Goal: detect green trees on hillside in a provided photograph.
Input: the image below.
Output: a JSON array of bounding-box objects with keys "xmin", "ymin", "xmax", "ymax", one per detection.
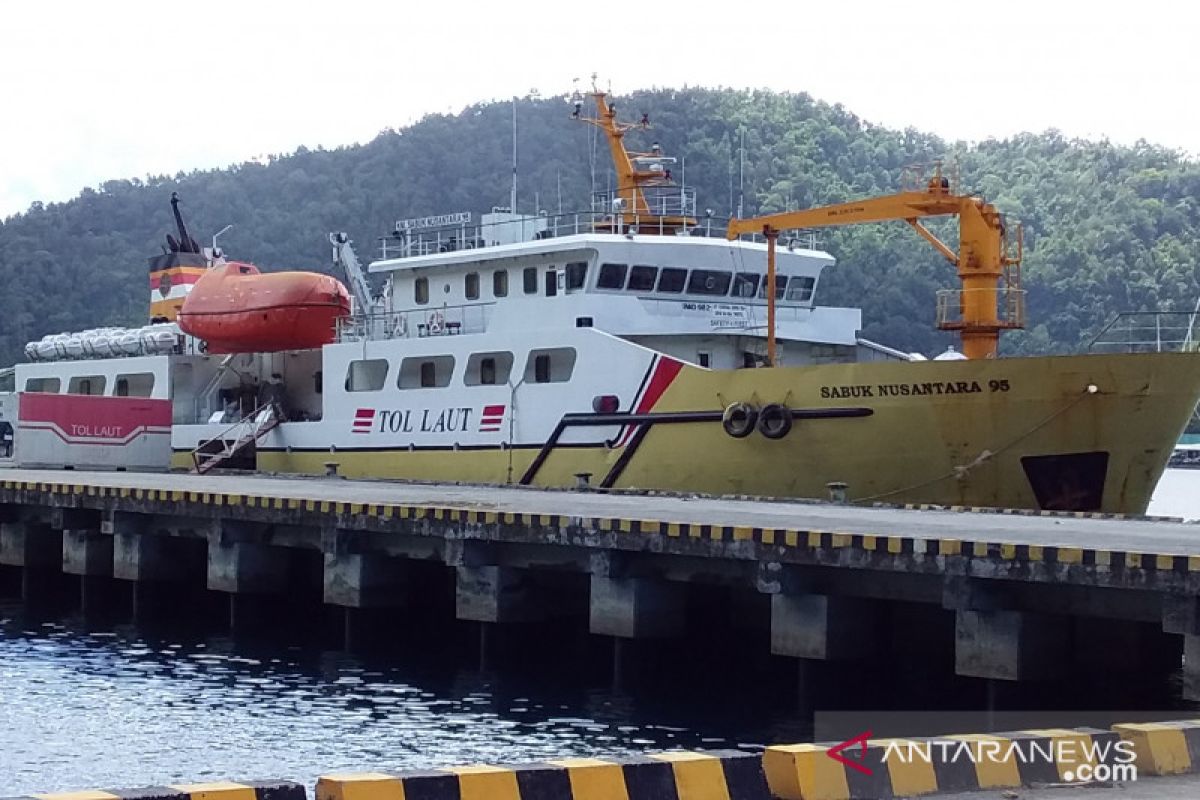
[{"xmin": 0, "ymin": 88, "xmax": 1196, "ymax": 364}]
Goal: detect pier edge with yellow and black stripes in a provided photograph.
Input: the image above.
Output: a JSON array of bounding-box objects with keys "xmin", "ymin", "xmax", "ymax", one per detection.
[{"xmin": 9, "ymin": 719, "xmax": 1200, "ymax": 800}]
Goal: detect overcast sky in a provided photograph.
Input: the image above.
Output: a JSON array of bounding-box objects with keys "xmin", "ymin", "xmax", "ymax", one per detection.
[{"xmin": 2, "ymin": 0, "xmax": 1196, "ymax": 219}]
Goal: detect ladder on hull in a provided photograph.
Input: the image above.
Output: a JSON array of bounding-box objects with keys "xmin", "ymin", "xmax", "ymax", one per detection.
[{"xmin": 191, "ymin": 404, "xmax": 280, "ymax": 474}]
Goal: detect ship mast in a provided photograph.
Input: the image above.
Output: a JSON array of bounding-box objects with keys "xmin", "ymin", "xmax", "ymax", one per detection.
[{"xmin": 571, "ymin": 82, "xmax": 695, "ymax": 233}]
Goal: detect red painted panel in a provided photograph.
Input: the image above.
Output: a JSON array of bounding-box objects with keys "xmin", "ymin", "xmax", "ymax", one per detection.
[{"xmin": 18, "ymin": 392, "xmax": 171, "ymax": 445}]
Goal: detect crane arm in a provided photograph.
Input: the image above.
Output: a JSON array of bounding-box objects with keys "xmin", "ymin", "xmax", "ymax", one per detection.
[
  {"xmin": 727, "ymin": 190, "xmax": 963, "ymax": 241},
  {"xmin": 724, "ymin": 169, "xmax": 1022, "ymax": 360}
]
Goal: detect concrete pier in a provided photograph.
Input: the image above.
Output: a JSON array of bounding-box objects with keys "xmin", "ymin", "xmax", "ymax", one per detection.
[
  {"xmin": 954, "ymin": 609, "xmax": 1069, "ymax": 680},
  {"xmin": 457, "ymin": 566, "xmax": 535, "ymax": 623},
  {"xmin": 589, "ymin": 575, "xmax": 684, "ymax": 638},
  {"xmin": 323, "ymin": 552, "xmax": 406, "ymax": 608},
  {"xmin": 208, "ymin": 540, "xmax": 288, "ymax": 594},
  {"xmin": 0, "ymin": 520, "xmax": 59, "ymax": 569},
  {"xmin": 2, "ymin": 468, "xmax": 1200, "ymax": 696},
  {"xmin": 62, "ymin": 528, "xmax": 113, "ymax": 576},
  {"xmin": 769, "ymin": 593, "xmax": 877, "ymax": 660}
]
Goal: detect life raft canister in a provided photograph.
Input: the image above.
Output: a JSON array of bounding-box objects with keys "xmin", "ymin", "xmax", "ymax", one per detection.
[
  {"xmin": 757, "ymin": 403, "xmax": 793, "ymax": 440},
  {"xmin": 721, "ymin": 402, "xmax": 759, "ymax": 438}
]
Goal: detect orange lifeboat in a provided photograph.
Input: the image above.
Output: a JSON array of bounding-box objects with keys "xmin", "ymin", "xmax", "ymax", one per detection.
[{"xmin": 177, "ymin": 261, "xmax": 351, "ymax": 353}]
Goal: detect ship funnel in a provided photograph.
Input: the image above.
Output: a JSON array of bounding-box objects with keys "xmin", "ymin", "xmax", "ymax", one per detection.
[{"xmin": 147, "ymin": 193, "xmax": 209, "ymax": 322}]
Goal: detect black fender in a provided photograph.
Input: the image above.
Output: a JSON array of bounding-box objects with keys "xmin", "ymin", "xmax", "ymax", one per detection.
[
  {"xmin": 721, "ymin": 402, "xmax": 759, "ymax": 438},
  {"xmin": 757, "ymin": 403, "xmax": 793, "ymax": 440}
]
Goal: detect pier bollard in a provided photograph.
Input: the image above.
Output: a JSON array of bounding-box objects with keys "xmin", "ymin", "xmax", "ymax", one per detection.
[
  {"xmin": 574, "ymin": 472, "xmax": 592, "ymax": 490},
  {"xmin": 324, "ymin": 461, "xmax": 340, "ymax": 477},
  {"xmin": 825, "ymin": 481, "xmax": 848, "ymax": 504}
]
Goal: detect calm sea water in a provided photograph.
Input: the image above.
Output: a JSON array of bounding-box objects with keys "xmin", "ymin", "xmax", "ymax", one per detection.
[
  {"xmin": 2, "ymin": 470, "xmax": 1198, "ymax": 795},
  {"xmin": 0, "ymin": 593, "xmax": 810, "ymax": 795},
  {"xmin": 1147, "ymin": 467, "xmax": 1200, "ymax": 520}
]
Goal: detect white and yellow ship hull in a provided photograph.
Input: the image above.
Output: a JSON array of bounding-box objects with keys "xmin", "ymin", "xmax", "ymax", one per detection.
[{"xmin": 160, "ymin": 329, "xmax": 1200, "ymax": 515}]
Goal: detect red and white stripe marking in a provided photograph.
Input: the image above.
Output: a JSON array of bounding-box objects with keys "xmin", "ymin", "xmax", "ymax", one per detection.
[
  {"xmin": 352, "ymin": 408, "xmax": 376, "ymax": 434},
  {"xmin": 615, "ymin": 356, "xmax": 684, "ymax": 446},
  {"xmin": 479, "ymin": 404, "xmax": 505, "ymax": 433}
]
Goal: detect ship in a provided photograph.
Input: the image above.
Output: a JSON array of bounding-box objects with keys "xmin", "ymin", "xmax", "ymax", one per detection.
[{"xmin": 2, "ymin": 86, "xmax": 1198, "ymax": 514}]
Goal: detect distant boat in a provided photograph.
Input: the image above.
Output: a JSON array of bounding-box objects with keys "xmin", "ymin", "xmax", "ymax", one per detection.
[
  {"xmin": 1170, "ymin": 442, "xmax": 1200, "ymax": 469},
  {"xmin": 177, "ymin": 261, "xmax": 351, "ymax": 353}
]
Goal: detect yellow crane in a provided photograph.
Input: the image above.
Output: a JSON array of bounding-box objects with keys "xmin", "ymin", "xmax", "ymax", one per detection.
[{"xmin": 726, "ymin": 164, "xmax": 1023, "ymax": 362}]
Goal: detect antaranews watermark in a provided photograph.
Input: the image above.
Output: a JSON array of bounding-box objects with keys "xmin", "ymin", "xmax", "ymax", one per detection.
[{"xmin": 828, "ymin": 730, "xmax": 1139, "ymax": 783}]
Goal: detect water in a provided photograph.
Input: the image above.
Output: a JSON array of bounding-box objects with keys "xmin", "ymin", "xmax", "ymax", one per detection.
[
  {"xmin": 0, "ymin": 591, "xmax": 813, "ymax": 795},
  {"xmin": 3, "ymin": 471, "xmax": 1199, "ymax": 794},
  {"xmin": 1148, "ymin": 467, "xmax": 1200, "ymax": 520},
  {"xmin": 1, "ymin": 624, "xmax": 699, "ymax": 790}
]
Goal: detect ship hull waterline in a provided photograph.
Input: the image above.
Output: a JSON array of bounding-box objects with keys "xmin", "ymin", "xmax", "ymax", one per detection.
[{"xmin": 169, "ymin": 351, "xmax": 1200, "ymax": 515}]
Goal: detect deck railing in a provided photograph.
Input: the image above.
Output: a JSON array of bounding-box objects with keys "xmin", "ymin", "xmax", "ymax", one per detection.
[
  {"xmin": 337, "ymin": 302, "xmax": 495, "ymax": 343},
  {"xmin": 1087, "ymin": 311, "xmax": 1200, "ymax": 353},
  {"xmin": 376, "ymin": 209, "xmax": 823, "ymax": 260}
]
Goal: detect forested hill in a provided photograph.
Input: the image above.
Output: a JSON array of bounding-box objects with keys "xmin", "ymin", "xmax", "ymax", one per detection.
[{"xmin": 1, "ymin": 87, "xmax": 1198, "ymax": 364}]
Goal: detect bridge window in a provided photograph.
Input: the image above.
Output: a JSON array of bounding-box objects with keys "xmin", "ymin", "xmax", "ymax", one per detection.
[
  {"xmin": 115, "ymin": 373, "xmax": 155, "ymax": 397},
  {"xmin": 566, "ymin": 261, "xmax": 588, "ymax": 290},
  {"xmin": 523, "ymin": 267, "xmax": 538, "ymax": 294},
  {"xmin": 465, "ymin": 351, "xmax": 514, "ymax": 386},
  {"xmin": 732, "ymin": 273, "xmax": 760, "ymax": 298},
  {"xmin": 787, "ymin": 276, "xmax": 816, "ymax": 303},
  {"xmin": 597, "ymin": 262, "xmax": 627, "ymax": 289},
  {"xmin": 493, "ymin": 270, "xmax": 508, "ymax": 297},
  {"xmin": 687, "ymin": 270, "xmax": 732, "ymax": 296},
  {"xmin": 24, "ymin": 376, "xmax": 60, "ymax": 393},
  {"xmin": 345, "ymin": 359, "xmax": 389, "ymax": 392},
  {"xmin": 657, "ymin": 267, "xmax": 687, "ymax": 293},
  {"xmin": 627, "ymin": 265, "xmax": 658, "ymax": 291},
  {"xmin": 399, "ymin": 355, "xmax": 455, "ymax": 389},
  {"xmin": 758, "ymin": 274, "xmax": 786, "ymax": 300},
  {"xmin": 465, "ymin": 272, "xmax": 480, "ymax": 300},
  {"xmin": 415, "ymin": 277, "xmax": 429, "ymax": 305},
  {"xmin": 68, "ymin": 375, "xmax": 107, "ymax": 395},
  {"xmin": 525, "ymin": 347, "xmax": 576, "ymax": 384}
]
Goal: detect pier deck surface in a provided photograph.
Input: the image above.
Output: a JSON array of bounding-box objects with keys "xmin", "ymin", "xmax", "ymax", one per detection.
[{"xmin": 7, "ymin": 468, "xmax": 1198, "ymax": 555}]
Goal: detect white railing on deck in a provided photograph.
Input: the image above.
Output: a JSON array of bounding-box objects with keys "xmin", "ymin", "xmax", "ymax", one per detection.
[
  {"xmin": 376, "ymin": 209, "xmax": 823, "ymax": 259},
  {"xmin": 337, "ymin": 302, "xmax": 494, "ymax": 343}
]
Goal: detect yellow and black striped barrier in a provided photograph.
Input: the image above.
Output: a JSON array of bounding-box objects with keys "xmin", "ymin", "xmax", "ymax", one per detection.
[
  {"xmin": 1113, "ymin": 720, "xmax": 1200, "ymax": 776},
  {"xmin": 9, "ymin": 721, "xmax": 1200, "ymax": 800},
  {"xmin": 316, "ymin": 751, "xmax": 769, "ymax": 800}
]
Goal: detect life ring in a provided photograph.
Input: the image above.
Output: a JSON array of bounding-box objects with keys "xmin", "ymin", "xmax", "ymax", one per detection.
[
  {"xmin": 721, "ymin": 402, "xmax": 758, "ymax": 438},
  {"xmin": 427, "ymin": 311, "xmax": 444, "ymax": 334},
  {"xmin": 757, "ymin": 403, "xmax": 793, "ymax": 440}
]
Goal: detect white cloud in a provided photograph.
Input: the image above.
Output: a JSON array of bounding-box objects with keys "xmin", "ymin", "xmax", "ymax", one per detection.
[{"xmin": 2, "ymin": 0, "xmax": 1196, "ymax": 218}]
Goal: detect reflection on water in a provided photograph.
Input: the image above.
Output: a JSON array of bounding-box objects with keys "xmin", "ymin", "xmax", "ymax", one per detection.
[
  {"xmin": 1, "ymin": 468, "xmax": 1198, "ymax": 794},
  {"xmin": 0, "ymin": 591, "xmax": 811, "ymax": 795}
]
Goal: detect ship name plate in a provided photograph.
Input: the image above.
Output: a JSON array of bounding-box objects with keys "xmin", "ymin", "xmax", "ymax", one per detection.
[{"xmin": 820, "ymin": 379, "xmax": 1010, "ymax": 399}]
